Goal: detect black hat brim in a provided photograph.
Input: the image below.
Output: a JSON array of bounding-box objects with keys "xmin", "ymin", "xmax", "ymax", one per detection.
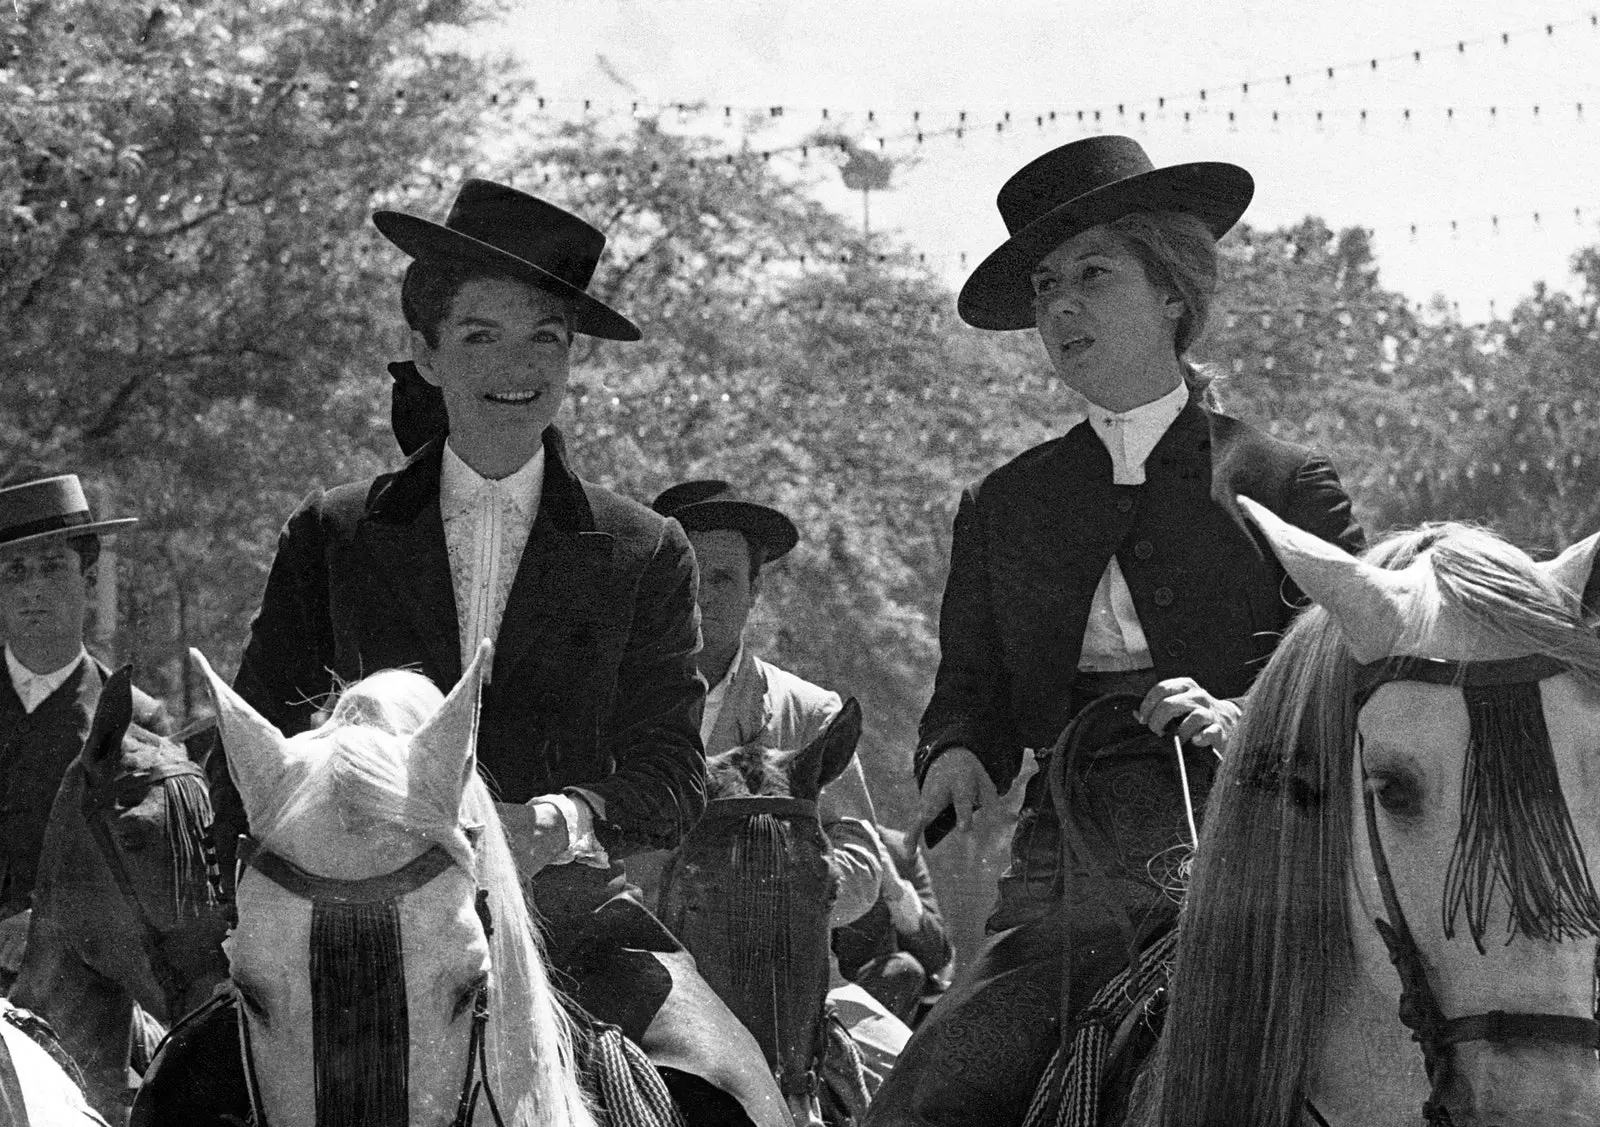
[
  {"xmin": 957, "ymin": 162, "xmax": 1253, "ymax": 331},
  {"xmin": 0, "ymin": 517, "xmax": 138, "ymax": 554},
  {"xmin": 672, "ymin": 501, "xmax": 799, "ymax": 563},
  {"xmin": 372, "ymin": 212, "xmax": 643, "ymax": 342}
]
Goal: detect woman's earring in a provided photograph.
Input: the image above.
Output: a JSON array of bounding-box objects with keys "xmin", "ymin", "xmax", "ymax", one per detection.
[{"xmin": 1164, "ymin": 302, "xmax": 1183, "ymax": 320}]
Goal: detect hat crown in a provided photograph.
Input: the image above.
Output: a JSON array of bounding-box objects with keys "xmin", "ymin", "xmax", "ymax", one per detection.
[
  {"xmin": 996, "ymin": 135, "xmax": 1158, "ymax": 235},
  {"xmin": 0, "ymin": 475, "xmax": 94, "ymax": 548},
  {"xmin": 442, "ymin": 179, "xmax": 605, "ymax": 292},
  {"xmin": 651, "ymin": 479, "xmax": 734, "ymax": 518}
]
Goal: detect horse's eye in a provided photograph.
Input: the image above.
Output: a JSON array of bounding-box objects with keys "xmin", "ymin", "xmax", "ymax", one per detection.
[{"xmin": 1371, "ymin": 770, "xmax": 1423, "ymax": 819}]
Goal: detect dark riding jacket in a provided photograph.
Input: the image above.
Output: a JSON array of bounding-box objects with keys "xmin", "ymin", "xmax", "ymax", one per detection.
[
  {"xmin": 915, "ymin": 399, "xmax": 1365, "ymax": 799},
  {"xmin": 220, "ymin": 427, "xmax": 707, "ymax": 869}
]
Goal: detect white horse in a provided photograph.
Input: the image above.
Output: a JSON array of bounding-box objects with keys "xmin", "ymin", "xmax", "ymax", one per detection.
[
  {"xmin": 194, "ymin": 640, "xmax": 598, "ymax": 1127},
  {"xmin": 1124, "ymin": 505, "xmax": 1600, "ymax": 1127},
  {"xmin": 0, "ymin": 997, "xmax": 109, "ymax": 1125}
]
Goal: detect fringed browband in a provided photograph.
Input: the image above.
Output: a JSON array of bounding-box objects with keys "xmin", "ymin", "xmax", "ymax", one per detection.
[
  {"xmin": 1354, "ymin": 653, "xmax": 1571, "ymax": 705},
  {"xmin": 1353, "ymin": 651, "xmax": 1600, "ymax": 950}
]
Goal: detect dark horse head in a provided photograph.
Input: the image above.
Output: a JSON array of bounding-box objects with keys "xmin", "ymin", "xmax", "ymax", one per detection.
[
  {"xmin": 11, "ymin": 666, "xmax": 227, "ymax": 1113},
  {"xmin": 660, "ymin": 699, "xmax": 863, "ymax": 1113}
]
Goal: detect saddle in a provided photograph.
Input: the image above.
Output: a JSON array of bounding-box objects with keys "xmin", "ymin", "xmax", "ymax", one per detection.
[{"xmin": 1032, "ymin": 693, "xmax": 1216, "ymax": 1127}]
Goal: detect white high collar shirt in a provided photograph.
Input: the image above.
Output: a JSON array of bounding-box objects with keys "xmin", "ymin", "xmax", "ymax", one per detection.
[
  {"xmin": 437, "ymin": 441, "xmax": 606, "ymax": 867},
  {"xmin": 698, "ymin": 638, "xmax": 745, "ymax": 748},
  {"xmin": 439, "ymin": 441, "xmax": 545, "ymax": 674},
  {"xmin": 6, "ymin": 645, "xmax": 87, "ymax": 714},
  {"xmin": 1078, "ymin": 382, "xmax": 1189, "ymax": 673}
]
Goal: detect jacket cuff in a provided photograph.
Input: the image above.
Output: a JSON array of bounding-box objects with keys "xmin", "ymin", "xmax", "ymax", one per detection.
[{"xmin": 914, "ymin": 722, "xmax": 1018, "ymax": 794}]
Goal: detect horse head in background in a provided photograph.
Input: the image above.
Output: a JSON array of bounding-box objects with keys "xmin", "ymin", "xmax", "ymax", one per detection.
[
  {"xmin": 1124, "ymin": 503, "xmax": 1600, "ymax": 1127},
  {"xmin": 185, "ymin": 640, "xmax": 598, "ymax": 1127},
  {"xmin": 10, "ymin": 665, "xmax": 226, "ymax": 1115},
  {"xmin": 659, "ymin": 698, "xmax": 863, "ymax": 1124}
]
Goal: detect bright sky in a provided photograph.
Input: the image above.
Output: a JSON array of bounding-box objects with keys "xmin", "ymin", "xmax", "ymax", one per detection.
[{"xmin": 502, "ymin": 0, "xmax": 1600, "ymax": 323}]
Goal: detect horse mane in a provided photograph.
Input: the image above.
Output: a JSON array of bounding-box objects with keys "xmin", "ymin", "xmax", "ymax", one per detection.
[
  {"xmin": 251, "ymin": 668, "xmax": 597, "ymax": 1127},
  {"xmin": 706, "ymin": 744, "xmax": 793, "ymax": 799},
  {"xmin": 1130, "ymin": 521, "xmax": 1600, "ymax": 1127}
]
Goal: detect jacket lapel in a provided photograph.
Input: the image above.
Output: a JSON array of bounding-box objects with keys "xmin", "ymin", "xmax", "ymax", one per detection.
[
  {"xmin": 706, "ymin": 648, "xmax": 770, "ymax": 755},
  {"xmin": 362, "ymin": 441, "xmax": 464, "ymax": 686},
  {"xmin": 491, "ymin": 429, "xmax": 615, "ymax": 680}
]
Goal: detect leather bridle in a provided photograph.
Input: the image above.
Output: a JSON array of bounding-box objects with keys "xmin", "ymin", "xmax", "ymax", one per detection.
[
  {"xmin": 232, "ymin": 834, "xmax": 505, "ymax": 1127},
  {"xmin": 75, "ymin": 757, "xmax": 216, "ymax": 1018},
  {"xmin": 1353, "ymin": 653, "xmax": 1600, "ymax": 1127}
]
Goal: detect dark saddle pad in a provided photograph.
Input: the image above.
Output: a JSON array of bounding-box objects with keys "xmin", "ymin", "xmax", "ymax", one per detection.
[{"xmin": 1048, "ymin": 693, "xmax": 1217, "ymax": 944}]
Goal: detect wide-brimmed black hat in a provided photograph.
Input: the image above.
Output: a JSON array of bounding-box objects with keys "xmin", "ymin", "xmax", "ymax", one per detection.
[
  {"xmin": 373, "ymin": 179, "xmax": 641, "ymax": 342},
  {"xmin": 0, "ymin": 475, "xmax": 136, "ymax": 553},
  {"xmin": 958, "ymin": 135, "xmax": 1253, "ymax": 331},
  {"xmin": 651, "ymin": 480, "xmax": 799, "ymax": 563}
]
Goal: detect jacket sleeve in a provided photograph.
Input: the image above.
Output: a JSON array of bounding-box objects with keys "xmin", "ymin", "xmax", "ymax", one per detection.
[
  {"xmin": 212, "ymin": 491, "xmax": 338, "ymax": 888},
  {"xmin": 893, "ymin": 841, "xmax": 954, "ymax": 979},
  {"xmin": 584, "ymin": 517, "xmax": 709, "ymax": 855},
  {"xmin": 231, "ymin": 492, "xmax": 339, "ymax": 736},
  {"xmin": 1284, "ymin": 454, "xmax": 1366, "ymax": 555},
  {"xmin": 915, "ymin": 486, "xmax": 1023, "ymax": 796},
  {"xmin": 820, "ymin": 755, "xmax": 884, "ymax": 927}
]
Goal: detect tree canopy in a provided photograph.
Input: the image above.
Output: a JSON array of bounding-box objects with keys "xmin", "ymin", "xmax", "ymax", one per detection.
[{"xmin": 6, "ymin": 9, "xmax": 1598, "ymax": 954}]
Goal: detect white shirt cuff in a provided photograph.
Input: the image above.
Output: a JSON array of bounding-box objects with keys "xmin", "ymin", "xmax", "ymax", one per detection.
[{"xmin": 531, "ymin": 792, "xmax": 610, "ymax": 869}]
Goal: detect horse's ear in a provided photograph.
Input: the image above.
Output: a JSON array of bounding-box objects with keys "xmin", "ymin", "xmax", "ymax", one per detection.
[
  {"xmin": 790, "ymin": 697, "xmax": 863, "ymax": 801},
  {"xmin": 1539, "ymin": 531, "xmax": 1600, "ymax": 612},
  {"xmin": 83, "ymin": 665, "xmax": 134, "ymax": 774},
  {"xmin": 409, "ymin": 638, "xmax": 490, "ymax": 800},
  {"xmin": 188, "ymin": 649, "xmax": 291, "ymax": 820},
  {"xmin": 1235, "ymin": 495, "xmax": 1418, "ymax": 664}
]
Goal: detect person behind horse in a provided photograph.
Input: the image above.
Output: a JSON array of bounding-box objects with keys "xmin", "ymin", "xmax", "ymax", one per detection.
[
  {"xmin": 865, "ymin": 136, "xmax": 1366, "ymax": 1127},
  {"xmin": 0, "ymin": 473, "xmax": 170, "ymax": 984},
  {"xmin": 193, "ymin": 181, "xmax": 786, "ymax": 1127},
  {"xmin": 646, "ymin": 480, "xmax": 913, "ymax": 1090},
  {"xmin": 832, "ymin": 825, "xmax": 954, "ymax": 1029}
]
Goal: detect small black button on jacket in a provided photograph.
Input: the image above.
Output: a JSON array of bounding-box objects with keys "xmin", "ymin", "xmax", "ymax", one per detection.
[{"xmin": 916, "ymin": 400, "xmax": 1365, "ymax": 797}]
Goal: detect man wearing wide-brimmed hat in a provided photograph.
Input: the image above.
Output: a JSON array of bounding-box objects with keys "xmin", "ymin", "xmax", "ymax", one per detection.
[
  {"xmin": 152, "ymin": 181, "xmax": 787, "ymax": 1127},
  {"xmin": 0, "ymin": 474, "xmax": 170, "ymax": 978},
  {"xmin": 866, "ymin": 137, "xmax": 1366, "ymax": 1126},
  {"xmin": 647, "ymin": 480, "xmax": 914, "ymax": 1105}
]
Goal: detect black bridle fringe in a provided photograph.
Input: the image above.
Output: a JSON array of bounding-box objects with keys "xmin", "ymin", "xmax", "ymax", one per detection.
[
  {"xmin": 727, "ymin": 812, "xmax": 793, "ymax": 1043},
  {"xmin": 162, "ymin": 774, "xmax": 219, "ymax": 920},
  {"xmin": 1444, "ymin": 680, "xmax": 1600, "ymax": 952},
  {"xmin": 310, "ymin": 897, "xmax": 409, "ymax": 1127}
]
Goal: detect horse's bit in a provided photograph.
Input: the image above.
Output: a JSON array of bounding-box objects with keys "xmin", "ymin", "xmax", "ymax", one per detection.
[
  {"xmin": 232, "ymin": 835, "xmax": 506, "ymax": 1127},
  {"xmin": 1355, "ymin": 653, "xmax": 1600, "ymax": 1127},
  {"xmin": 76, "ymin": 757, "xmax": 215, "ymax": 1017}
]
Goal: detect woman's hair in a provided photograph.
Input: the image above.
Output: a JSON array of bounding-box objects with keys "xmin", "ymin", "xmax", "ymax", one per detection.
[
  {"xmin": 1130, "ymin": 520, "xmax": 1600, "ymax": 1126},
  {"xmin": 400, "ymin": 257, "xmax": 573, "ymax": 348},
  {"xmin": 1105, "ymin": 210, "xmax": 1220, "ymax": 394}
]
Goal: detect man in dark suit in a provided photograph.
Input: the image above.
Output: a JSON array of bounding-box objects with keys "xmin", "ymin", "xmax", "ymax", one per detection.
[
  {"xmin": 191, "ymin": 181, "xmax": 786, "ymax": 1127},
  {"xmin": 0, "ymin": 474, "xmax": 169, "ymax": 980}
]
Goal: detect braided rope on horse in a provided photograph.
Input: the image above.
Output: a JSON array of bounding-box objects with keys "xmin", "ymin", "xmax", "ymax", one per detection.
[{"xmin": 1022, "ymin": 927, "xmax": 1178, "ymax": 1127}]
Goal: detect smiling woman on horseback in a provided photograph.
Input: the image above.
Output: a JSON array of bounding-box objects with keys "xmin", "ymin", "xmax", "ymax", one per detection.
[{"xmin": 868, "ymin": 136, "xmax": 1366, "ymax": 1127}]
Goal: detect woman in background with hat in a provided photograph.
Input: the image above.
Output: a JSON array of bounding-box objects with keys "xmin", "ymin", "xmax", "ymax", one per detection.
[{"xmin": 866, "ymin": 137, "xmax": 1365, "ymax": 1125}]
